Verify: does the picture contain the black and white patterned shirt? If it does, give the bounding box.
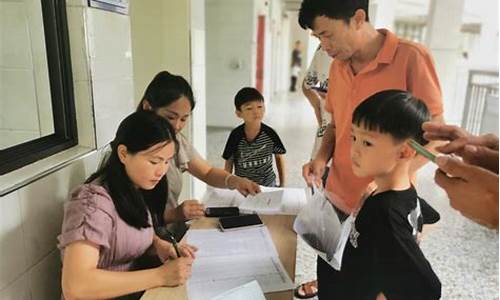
[222,123,286,186]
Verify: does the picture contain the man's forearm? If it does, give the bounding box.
[315,123,335,162]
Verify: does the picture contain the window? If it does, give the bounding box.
[0,0,76,175]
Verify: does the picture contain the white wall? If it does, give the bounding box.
[205,0,256,127]
[130,0,207,200]
[0,2,135,298]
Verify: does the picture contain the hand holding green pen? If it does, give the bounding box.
[408,139,437,162]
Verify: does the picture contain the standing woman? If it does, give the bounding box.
[137,71,261,229]
[58,111,195,299]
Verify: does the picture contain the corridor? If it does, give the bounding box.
[207,92,499,299]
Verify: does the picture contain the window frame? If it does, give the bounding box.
[0,0,77,175]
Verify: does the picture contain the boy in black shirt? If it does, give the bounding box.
[328,90,441,299]
[222,87,286,187]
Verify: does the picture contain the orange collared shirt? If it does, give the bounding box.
[325,29,444,213]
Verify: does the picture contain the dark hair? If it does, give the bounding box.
[86,111,178,229]
[298,0,369,29]
[234,87,264,110]
[352,90,430,145]
[137,71,195,112]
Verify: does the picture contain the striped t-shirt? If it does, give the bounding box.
[222,123,286,186]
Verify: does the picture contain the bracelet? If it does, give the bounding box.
[224,174,235,190]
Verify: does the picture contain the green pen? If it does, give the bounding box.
[408,139,436,163]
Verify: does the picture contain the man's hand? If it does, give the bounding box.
[302,159,327,187]
[423,122,499,173]
[435,155,498,229]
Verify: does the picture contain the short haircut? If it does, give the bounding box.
[352,90,430,145]
[298,0,369,29]
[234,87,264,110]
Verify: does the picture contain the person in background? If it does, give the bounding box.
[423,122,499,229]
[138,71,261,238]
[294,44,332,299]
[58,111,195,300]
[290,40,303,92]
[298,0,445,298]
[223,87,286,187]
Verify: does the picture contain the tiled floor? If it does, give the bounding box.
[206,91,499,299]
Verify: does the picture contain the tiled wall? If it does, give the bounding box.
[0,1,135,298]
[0,0,52,148]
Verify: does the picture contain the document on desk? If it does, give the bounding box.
[185,227,293,300]
[202,186,307,215]
[211,280,265,300]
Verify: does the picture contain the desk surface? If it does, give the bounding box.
[141,215,297,300]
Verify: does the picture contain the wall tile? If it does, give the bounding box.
[0,2,32,68]
[0,191,28,290]
[0,274,30,300]
[67,6,91,82]
[29,250,61,300]
[18,163,87,267]
[0,69,39,131]
[93,78,135,148]
[73,80,96,148]
[87,8,133,81]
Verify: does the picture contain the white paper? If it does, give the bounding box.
[211,280,266,300]
[186,227,294,300]
[201,186,308,215]
[239,190,283,214]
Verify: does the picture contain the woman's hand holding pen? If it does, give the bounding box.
[157,257,193,287]
[154,237,197,262]
[171,242,197,259]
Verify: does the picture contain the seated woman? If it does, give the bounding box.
[137,71,261,234]
[58,111,196,300]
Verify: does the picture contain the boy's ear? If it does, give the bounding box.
[235,109,242,118]
[398,143,416,160]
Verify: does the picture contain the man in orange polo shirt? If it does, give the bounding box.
[298,0,444,298]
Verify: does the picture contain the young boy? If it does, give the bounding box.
[328,90,441,299]
[222,87,286,187]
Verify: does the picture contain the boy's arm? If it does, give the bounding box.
[275,154,286,187]
[224,159,233,173]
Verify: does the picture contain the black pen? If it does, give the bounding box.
[156,227,181,258]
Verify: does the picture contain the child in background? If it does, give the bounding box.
[223,87,286,187]
[331,90,441,299]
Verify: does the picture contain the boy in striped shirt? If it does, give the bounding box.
[222,87,286,187]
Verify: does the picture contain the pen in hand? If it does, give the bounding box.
[156,227,181,258]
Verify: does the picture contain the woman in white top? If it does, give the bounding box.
[137,71,261,235]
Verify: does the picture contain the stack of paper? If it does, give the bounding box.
[185,227,294,300]
[202,186,308,215]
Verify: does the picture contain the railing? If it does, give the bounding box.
[461,70,499,135]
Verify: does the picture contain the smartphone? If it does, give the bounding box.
[311,86,327,93]
[205,207,240,218]
[219,214,264,231]
[408,139,436,162]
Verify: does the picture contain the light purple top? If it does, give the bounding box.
[57,183,154,272]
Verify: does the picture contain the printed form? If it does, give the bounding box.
[202,186,308,215]
[185,227,293,300]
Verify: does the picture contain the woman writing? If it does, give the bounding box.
[137,71,261,228]
[58,111,196,299]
